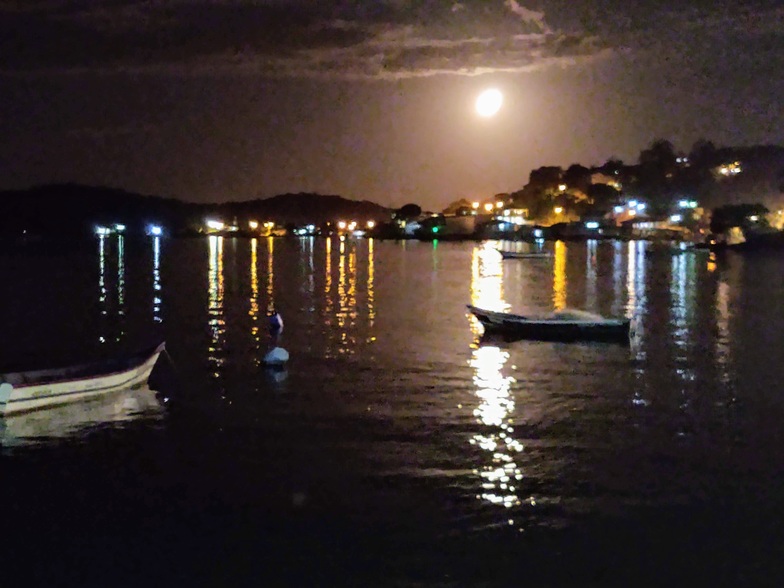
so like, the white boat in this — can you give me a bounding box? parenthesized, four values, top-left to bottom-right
(0, 342, 165, 416)
(467, 305, 634, 344)
(497, 249, 552, 259)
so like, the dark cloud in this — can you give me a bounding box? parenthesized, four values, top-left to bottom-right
(67, 121, 158, 141)
(675, 1, 784, 36)
(0, 0, 612, 77)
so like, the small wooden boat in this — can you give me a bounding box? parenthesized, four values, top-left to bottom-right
(497, 250, 552, 260)
(0, 342, 165, 416)
(467, 305, 633, 344)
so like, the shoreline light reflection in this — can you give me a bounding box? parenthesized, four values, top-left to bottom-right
(208, 235, 226, 379)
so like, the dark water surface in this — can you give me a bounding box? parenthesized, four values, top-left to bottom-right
(3, 236, 784, 587)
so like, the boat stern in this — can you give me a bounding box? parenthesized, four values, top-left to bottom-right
(0, 382, 13, 415)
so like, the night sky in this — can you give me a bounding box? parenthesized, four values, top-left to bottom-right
(1, 0, 782, 208)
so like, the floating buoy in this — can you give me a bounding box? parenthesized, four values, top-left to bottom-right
(263, 346, 289, 366)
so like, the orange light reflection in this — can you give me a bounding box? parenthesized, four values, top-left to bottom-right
(552, 240, 566, 310)
(207, 235, 226, 377)
(250, 238, 259, 348)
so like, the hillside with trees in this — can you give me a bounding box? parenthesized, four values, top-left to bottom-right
(0, 184, 392, 242)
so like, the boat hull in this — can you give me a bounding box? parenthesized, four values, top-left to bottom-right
(468, 306, 631, 344)
(0, 343, 165, 416)
(498, 250, 552, 259)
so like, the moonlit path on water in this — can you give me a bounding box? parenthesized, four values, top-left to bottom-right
(2, 237, 784, 586)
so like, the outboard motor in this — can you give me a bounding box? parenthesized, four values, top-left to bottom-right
(0, 381, 13, 412)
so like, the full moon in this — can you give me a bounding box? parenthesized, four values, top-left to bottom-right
(475, 88, 503, 117)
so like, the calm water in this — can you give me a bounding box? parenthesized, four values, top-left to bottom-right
(3, 236, 784, 587)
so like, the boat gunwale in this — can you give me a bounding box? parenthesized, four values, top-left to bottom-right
(466, 305, 630, 327)
(497, 250, 553, 259)
(1, 342, 165, 389)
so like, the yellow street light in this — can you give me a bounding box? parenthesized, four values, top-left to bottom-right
(554, 207, 563, 214)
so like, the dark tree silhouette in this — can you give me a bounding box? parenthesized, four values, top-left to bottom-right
(688, 139, 718, 167)
(598, 158, 624, 175)
(634, 139, 679, 212)
(563, 164, 591, 192)
(586, 183, 621, 215)
(639, 139, 677, 170)
(395, 203, 422, 220)
(528, 166, 563, 188)
(710, 204, 769, 233)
